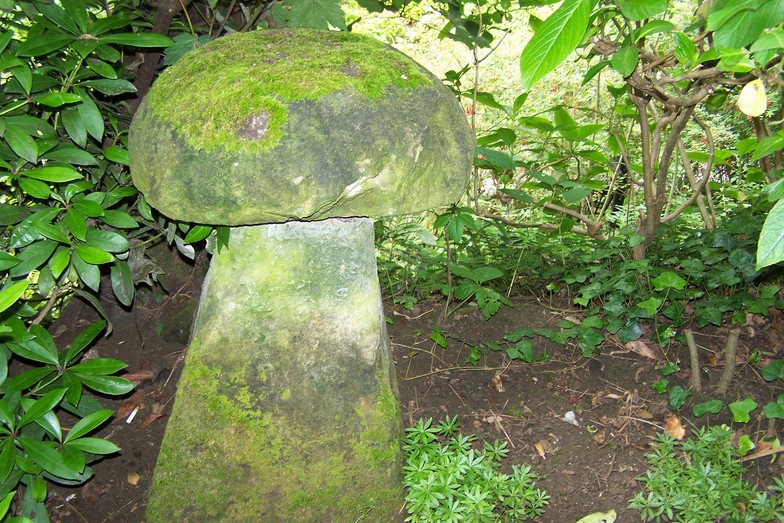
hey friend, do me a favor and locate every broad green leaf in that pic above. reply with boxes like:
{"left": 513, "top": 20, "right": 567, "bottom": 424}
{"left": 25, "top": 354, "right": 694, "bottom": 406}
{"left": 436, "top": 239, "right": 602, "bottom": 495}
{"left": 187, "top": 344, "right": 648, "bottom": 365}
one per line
{"left": 85, "top": 58, "right": 117, "bottom": 79}
{"left": 693, "top": 399, "right": 724, "bottom": 417}
{"left": 286, "top": 0, "right": 347, "bottom": 30}
{"left": 110, "top": 262, "right": 134, "bottom": 306}
{"left": 519, "top": 0, "right": 594, "bottom": 91}
{"left": 74, "top": 373, "right": 135, "bottom": 395}
{"left": 61, "top": 0, "right": 89, "bottom": 32}
{"left": 103, "top": 145, "right": 128, "bottom": 165}
{"left": 16, "top": 31, "right": 75, "bottom": 56}
{"left": 50, "top": 247, "right": 71, "bottom": 278}
{"left": 3, "top": 125, "right": 38, "bottom": 164}
{"left": 61, "top": 106, "right": 87, "bottom": 147}
{"left": 23, "top": 166, "right": 82, "bottom": 183}
{"left": 9, "top": 240, "right": 58, "bottom": 277}
{"left": 620, "top": 0, "right": 667, "bottom": 20}
{"left": 709, "top": 0, "right": 781, "bottom": 49}
{"left": 78, "top": 79, "right": 137, "bottom": 95}
{"left": 634, "top": 20, "right": 675, "bottom": 41}
{"left": 72, "top": 250, "right": 101, "bottom": 290}
{"left": 44, "top": 146, "right": 99, "bottom": 166}
{"left": 563, "top": 186, "right": 592, "bottom": 203}
{"left": 64, "top": 320, "right": 106, "bottom": 365}
{"left": 32, "top": 92, "right": 82, "bottom": 107}
{"left": 2, "top": 367, "right": 56, "bottom": 393}
{"left": 69, "top": 358, "right": 127, "bottom": 376}
{"left": 74, "top": 244, "right": 114, "bottom": 265}
{"left": 472, "top": 266, "right": 503, "bottom": 284}
{"left": 64, "top": 437, "right": 120, "bottom": 455}
{"left": 752, "top": 134, "right": 784, "bottom": 162}
{"left": 0, "top": 281, "right": 28, "bottom": 314}
{"left": 729, "top": 398, "right": 757, "bottom": 423}
{"left": 74, "top": 88, "right": 104, "bottom": 141}
{"left": 85, "top": 229, "right": 129, "bottom": 253}
{"left": 66, "top": 208, "right": 87, "bottom": 241}
{"left": 0, "top": 441, "right": 15, "bottom": 484}
{"left": 72, "top": 199, "right": 104, "bottom": 217}
{"left": 17, "top": 438, "right": 83, "bottom": 480}
{"left": 764, "top": 395, "right": 784, "bottom": 419}
{"left": 9, "top": 339, "right": 59, "bottom": 366}
{"left": 98, "top": 33, "right": 174, "bottom": 47}
{"left": 184, "top": 225, "right": 212, "bottom": 244}
{"left": 757, "top": 198, "right": 784, "bottom": 269}
{"left": 610, "top": 46, "right": 639, "bottom": 77}
{"left": 18, "top": 177, "right": 51, "bottom": 199}
{"left": 651, "top": 271, "right": 687, "bottom": 291}
{"left": 33, "top": 1, "right": 80, "bottom": 34}
{"left": 32, "top": 221, "right": 69, "bottom": 244}
{"left": 668, "top": 385, "right": 691, "bottom": 410}
{"left": 64, "top": 409, "right": 113, "bottom": 443}
{"left": 761, "top": 359, "right": 784, "bottom": 381}
{"left": 475, "top": 146, "right": 515, "bottom": 171}
{"left": 673, "top": 32, "right": 697, "bottom": 68}
{"left": 18, "top": 389, "right": 67, "bottom": 429}
{"left": 101, "top": 210, "right": 138, "bottom": 229}
{"left": 0, "top": 251, "right": 19, "bottom": 271}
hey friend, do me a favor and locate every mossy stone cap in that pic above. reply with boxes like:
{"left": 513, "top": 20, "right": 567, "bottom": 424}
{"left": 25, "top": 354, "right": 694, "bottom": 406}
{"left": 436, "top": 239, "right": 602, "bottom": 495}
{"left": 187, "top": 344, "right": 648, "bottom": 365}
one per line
{"left": 129, "top": 28, "right": 474, "bottom": 226}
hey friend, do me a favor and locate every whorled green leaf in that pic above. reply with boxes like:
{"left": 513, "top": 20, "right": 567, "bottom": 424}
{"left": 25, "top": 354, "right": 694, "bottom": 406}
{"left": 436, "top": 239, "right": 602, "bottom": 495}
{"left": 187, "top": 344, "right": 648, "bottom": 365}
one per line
{"left": 17, "top": 438, "right": 83, "bottom": 480}
{"left": 101, "top": 210, "right": 138, "bottom": 229}
{"left": 64, "top": 437, "right": 120, "bottom": 455}
{"left": 22, "top": 166, "right": 82, "bottom": 183}
{"left": 9, "top": 240, "right": 58, "bottom": 278}
{"left": 72, "top": 250, "right": 101, "bottom": 290}
{"left": 61, "top": 106, "right": 87, "bottom": 147}
{"left": 3, "top": 125, "right": 38, "bottom": 164}
{"left": 16, "top": 31, "right": 75, "bottom": 57}
{"left": 17, "top": 389, "right": 67, "bottom": 429}
{"left": 69, "top": 358, "right": 127, "bottom": 376}
{"left": 110, "top": 262, "right": 134, "bottom": 306}
{"left": 63, "top": 320, "right": 107, "bottom": 366}
{"left": 85, "top": 229, "right": 129, "bottom": 253}
{"left": 757, "top": 198, "right": 784, "bottom": 269}
{"left": 103, "top": 145, "right": 128, "bottom": 166}
{"left": 73, "top": 373, "right": 135, "bottom": 395}
{"left": 519, "top": 0, "right": 595, "bottom": 91}
{"left": 98, "top": 33, "right": 175, "bottom": 48}
{"left": 78, "top": 79, "right": 137, "bottom": 96}
{"left": 73, "top": 88, "right": 104, "bottom": 142}
{"left": 44, "top": 146, "right": 99, "bottom": 166}
{"left": 0, "top": 281, "right": 29, "bottom": 315}
{"left": 18, "top": 177, "right": 51, "bottom": 200}
{"left": 32, "top": 92, "right": 82, "bottom": 107}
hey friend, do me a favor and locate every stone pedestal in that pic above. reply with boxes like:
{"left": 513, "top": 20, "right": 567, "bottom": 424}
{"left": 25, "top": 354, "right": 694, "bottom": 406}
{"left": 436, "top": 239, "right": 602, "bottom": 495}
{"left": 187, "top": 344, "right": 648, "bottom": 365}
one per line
{"left": 146, "top": 218, "right": 403, "bottom": 522}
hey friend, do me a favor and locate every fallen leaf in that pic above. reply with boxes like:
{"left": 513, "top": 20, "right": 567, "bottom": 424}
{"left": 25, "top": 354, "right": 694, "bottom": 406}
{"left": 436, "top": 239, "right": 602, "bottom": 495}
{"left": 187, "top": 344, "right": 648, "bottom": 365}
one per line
{"left": 625, "top": 340, "right": 659, "bottom": 360}
{"left": 127, "top": 472, "right": 140, "bottom": 486}
{"left": 117, "top": 389, "right": 146, "bottom": 419}
{"left": 490, "top": 373, "right": 506, "bottom": 393}
{"left": 534, "top": 441, "right": 547, "bottom": 459}
{"left": 635, "top": 409, "right": 654, "bottom": 419}
{"left": 123, "top": 370, "right": 156, "bottom": 385}
{"left": 664, "top": 415, "right": 686, "bottom": 440}
{"left": 592, "top": 431, "right": 607, "bottom": 445}
{"left": 140, "top": 412, "right": 166, "bottom": 428}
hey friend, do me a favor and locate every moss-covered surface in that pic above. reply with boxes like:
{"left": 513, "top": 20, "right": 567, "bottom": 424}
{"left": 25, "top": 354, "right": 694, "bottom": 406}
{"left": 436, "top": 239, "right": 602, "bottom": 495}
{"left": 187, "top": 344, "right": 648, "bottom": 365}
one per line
{"left": 146, "top": 218, "right": 404, "bottom": 522}
{"left": 128, "top": 29, "right": 473, "bottom": 226}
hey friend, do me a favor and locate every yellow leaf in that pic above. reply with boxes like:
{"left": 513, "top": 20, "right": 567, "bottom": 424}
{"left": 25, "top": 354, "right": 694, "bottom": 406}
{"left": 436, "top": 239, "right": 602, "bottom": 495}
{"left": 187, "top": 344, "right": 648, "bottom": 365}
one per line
{"left": 738, "top": 79, "right": 767, "bottom": 117}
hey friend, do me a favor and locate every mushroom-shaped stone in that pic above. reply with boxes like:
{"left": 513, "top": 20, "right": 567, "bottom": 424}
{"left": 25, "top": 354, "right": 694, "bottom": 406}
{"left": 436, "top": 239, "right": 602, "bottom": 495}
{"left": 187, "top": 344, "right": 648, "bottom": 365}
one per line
{"left": 129, "top": 28, "right": 472, "bottom": 522}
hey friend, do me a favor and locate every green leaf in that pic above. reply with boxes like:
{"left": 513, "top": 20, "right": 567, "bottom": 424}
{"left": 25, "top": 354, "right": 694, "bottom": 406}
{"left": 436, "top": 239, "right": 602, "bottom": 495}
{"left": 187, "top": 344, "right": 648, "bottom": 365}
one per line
{"left": 673, "top": 32, "right": 697, "bottom": 68}
{"left": 32, "top": 92, "right": 82, "bottom": 107}
{"left": 610, "top": 46, "right": 639, "bottom": 77}
{"left": 64, "top": 437, "right": 120, "bottom": 455}
{"left": 3, "top": 125, "right": 38, "bottom": 164}
{"left": 110, "top": 262, "right": 134, "bottom": 306}
{"left": 475, "top": 146, "right": 515, "bottom": 171}
{"left": 61, "top": 105, "right": 87, "bottom": 147}
{"left": 18, "top": 389, "right": 67, "bottom": 429}
{"left": 668, "top": 385, "right": 691, "bottom": 410}
{"left": 752, "top": 134, "right": 784, "bottom": 162}
{"left": 103, "top": 145, "right": 128, "bottom": 166}
{"left": 757, "top": 198, "right": 784, "bottom": 269}
{"left": 72, "top": 250, "right": 101, "bottom": 291}
{"left": 17, "top": 438, "right": 83, "bottom": 480}
{"left": 69, "top": 358, "right": 127, "bottom": 376}
{"left": 729, "top": 398, "right": 758, "bottom": 423}
{"left": 0, "top": 280, "right": 28, "bottom": 314}
{"left": 620, "top": 0, "right": 667, "bottom": 20}
{"left": 0, "top": 441, "right": 16, "bottom": 484}
{"left": 634, "top": 20, "right": 675, "bottom": 41}
{"left": 64, "top": 321, "right": 106, "bottom": 366}
{"left": 709, "top": 0, "right": 780, "bottom": 48}
{"left": 693, "top": 399, "right": 724, "bottom": 417}
{"left": 74, "top": 90, "right": 104, "bottom": 142}
{"left": 74, "top": 373, "right": 135, "bottom": 395}
{"left": 98, "top": 33, "right": 175, "bottom": 47}
{"left": 10, "top": 339, "right": 59, "bottom": 366}
{"left": 507, "top": 340, "right": 534, "bottom": 363}
{"left": 22, "top": 166, "right": 82, "bottom": 183}
{"left": 2, "top": 367, "right": 56, "bottom": 393}
{"left": 66, "top": 208, "right": 87, "bottom": 241}
{"left": 16, "top": 31, "right": 75, "bottom": 56}
{"left": 763, "top": 395, "right": 784, "bottom": 419}
{"left": 64, "top": 409, "right": 113, "bottom": 443}
{"left": 18, "top": 177, "right": 51, "bottom": 200}
{"left": 651, "top": 271, "right": 687, "bottom": 291}
{"left": 85, "top": 229, "right": 129, "bottom": 253}
{"left": 0, "top": 251, "right": 19, "bottom": 271}
{"left": 761, "top": 359, "right": 784, "bottom": 381}
{"left": 285, "top": 0, "right": 347, "bottom": 30}
{"left": 50, "top": 247, "right": 71, "bottom": 278}
{"left": 519, "top": 0, "right": 594, "bottom": 91}
{"left": 78, "top": 79, "right": 137, "bottom": 95}
{"left": 32, "top": 221, "right": 69, "bottom": 244}
{"left": 44, "top": 146, "right": 99, "bottom": 166}
{"left": 72, "top": 199, "right": 104, "bottom": 217}
{"left": 9, "top": 240, "right": 58, "bottom": 277}
{"left": 101, "top": 210, "right": 138, "bottom": 229}
{"left": 472, "top": 266, "right": 503, "bottom": 284}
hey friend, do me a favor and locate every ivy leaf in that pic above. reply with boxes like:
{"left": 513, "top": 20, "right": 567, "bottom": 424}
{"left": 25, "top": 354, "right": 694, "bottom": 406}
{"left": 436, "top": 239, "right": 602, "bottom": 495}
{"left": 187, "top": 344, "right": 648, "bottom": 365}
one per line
{"left": 651, "top": 271, "right": 687, "bottom": 291}
{"left": 668, "top": 385, "right": 691, "bottom": 410}
{"left": 729, "top": 398, "right": 758, "bottom": 423}
{"left": 761, "top": 359, "right": 784, "bottom": 382}
{"left": 285, "top": 0, "right": 347, "bottom": 30}
{"left": 519, "top": 0, "right": 595, "bottom": 91}
{"left": 693, "top": 399, "right": 724, "bottom": 417}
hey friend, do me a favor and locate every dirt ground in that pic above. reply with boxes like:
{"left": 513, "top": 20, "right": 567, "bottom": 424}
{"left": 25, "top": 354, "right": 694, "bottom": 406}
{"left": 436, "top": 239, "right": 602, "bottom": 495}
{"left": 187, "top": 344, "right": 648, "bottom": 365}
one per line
{"left": 42, "top": 252, "right": 784, "bottom": 523}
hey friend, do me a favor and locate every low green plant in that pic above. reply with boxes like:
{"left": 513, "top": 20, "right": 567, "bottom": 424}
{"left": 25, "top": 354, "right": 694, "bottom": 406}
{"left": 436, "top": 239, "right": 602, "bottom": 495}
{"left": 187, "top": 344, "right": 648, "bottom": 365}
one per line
{"left": 629, "top": 425, "right": 784, "bottom": 522}
{"left": 403, "top": 416, "right": 548, "bottom": 522}
{"left": 0, "top": 319, "right": 134, "bottom": 520}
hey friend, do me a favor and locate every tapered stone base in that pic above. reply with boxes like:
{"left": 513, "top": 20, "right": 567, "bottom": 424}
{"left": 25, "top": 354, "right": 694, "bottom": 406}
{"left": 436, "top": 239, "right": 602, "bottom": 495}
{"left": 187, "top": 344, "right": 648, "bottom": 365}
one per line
{"left": 146, "top": 217, "right": 403, "bottom": 522}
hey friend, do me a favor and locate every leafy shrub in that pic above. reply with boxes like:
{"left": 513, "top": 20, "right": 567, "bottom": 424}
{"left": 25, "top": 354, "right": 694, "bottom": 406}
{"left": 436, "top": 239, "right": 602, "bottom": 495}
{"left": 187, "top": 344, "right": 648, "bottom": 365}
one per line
{"left": 629, "top": 425, "right": 784, "bottom": 522}
{"left": 403, "top": 416, "right": 548, "bottom": 522}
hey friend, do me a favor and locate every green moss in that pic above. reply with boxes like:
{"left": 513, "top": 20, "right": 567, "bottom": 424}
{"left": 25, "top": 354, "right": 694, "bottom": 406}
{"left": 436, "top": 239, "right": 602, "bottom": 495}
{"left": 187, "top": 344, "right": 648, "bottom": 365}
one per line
{"left": 143, "top": 29, "right": 430, "bottom": 154}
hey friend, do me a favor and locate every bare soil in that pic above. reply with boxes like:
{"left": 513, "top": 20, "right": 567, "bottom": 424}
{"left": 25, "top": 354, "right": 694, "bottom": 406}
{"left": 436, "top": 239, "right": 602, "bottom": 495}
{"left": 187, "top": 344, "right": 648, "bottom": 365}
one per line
{"left": 43, "top": 254, "right": 784, "bottom": 522}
